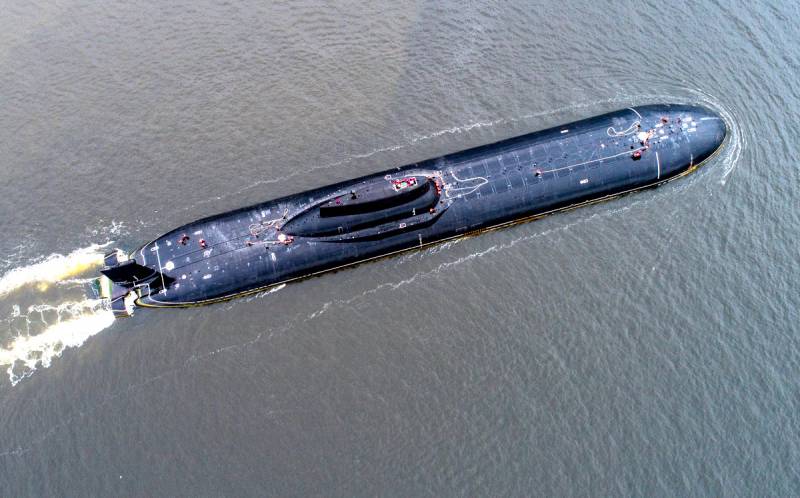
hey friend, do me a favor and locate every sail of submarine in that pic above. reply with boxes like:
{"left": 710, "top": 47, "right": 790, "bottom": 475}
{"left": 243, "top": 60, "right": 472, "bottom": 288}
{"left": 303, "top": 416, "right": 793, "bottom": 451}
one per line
{"left": 98, "top": 104, "right": 727, "bottom": 317}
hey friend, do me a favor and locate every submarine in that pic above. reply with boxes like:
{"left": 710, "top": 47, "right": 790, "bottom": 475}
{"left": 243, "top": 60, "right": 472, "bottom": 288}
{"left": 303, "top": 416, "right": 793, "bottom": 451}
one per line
{"left": 98, "top": 104, "right": 726, "bottom": 317}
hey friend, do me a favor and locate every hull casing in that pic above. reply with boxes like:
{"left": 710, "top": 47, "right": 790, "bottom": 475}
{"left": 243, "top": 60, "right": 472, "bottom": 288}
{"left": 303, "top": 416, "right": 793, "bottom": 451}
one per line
{"left": 103, "top": 104, "right": 726, "bottom": 312}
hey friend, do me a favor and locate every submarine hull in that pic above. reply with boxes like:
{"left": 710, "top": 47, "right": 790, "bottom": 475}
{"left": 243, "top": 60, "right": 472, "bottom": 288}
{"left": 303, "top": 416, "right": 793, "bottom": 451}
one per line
{"left": 100, "top": 104, "right": 726, "bottom": 314}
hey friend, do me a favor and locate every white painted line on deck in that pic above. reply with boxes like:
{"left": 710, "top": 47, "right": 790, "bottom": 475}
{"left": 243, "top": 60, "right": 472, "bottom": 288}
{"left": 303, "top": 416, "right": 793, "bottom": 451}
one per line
{"left": 656, "top": 152, "right": 661, "bottom": 179}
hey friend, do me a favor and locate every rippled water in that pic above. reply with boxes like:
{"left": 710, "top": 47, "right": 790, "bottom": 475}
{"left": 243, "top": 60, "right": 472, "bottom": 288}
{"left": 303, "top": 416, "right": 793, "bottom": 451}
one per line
{"left": 1, "top": 0, "right": 798, "bottom": 495}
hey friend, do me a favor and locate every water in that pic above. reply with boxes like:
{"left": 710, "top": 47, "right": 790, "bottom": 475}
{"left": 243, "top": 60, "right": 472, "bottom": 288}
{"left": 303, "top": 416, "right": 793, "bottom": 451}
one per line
{"left": 0, "top": 0, "right": 798, "bottom": 495}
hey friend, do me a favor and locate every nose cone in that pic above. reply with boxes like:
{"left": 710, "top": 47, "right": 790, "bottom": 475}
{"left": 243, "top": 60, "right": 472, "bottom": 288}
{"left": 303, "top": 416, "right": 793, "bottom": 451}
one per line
{"left": 685, "top": 105, "right": 727, "bottom": 165}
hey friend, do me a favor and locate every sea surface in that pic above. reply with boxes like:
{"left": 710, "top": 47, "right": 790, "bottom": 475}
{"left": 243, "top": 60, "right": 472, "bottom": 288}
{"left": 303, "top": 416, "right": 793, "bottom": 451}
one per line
{"left": 0, "top": 0, "right": 798, "bottom": 495}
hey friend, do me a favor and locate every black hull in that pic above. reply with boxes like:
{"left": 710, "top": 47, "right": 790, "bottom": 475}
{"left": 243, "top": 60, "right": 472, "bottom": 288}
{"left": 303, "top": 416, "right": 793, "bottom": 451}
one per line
{"left": 102, "top": 104, "right": 726, "bottom": 312}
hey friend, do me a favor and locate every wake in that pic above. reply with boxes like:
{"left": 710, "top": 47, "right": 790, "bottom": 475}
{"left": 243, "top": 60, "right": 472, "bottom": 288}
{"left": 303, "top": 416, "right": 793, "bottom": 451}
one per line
{"left": 0, "top": 243, "right": 110, "bottom": 297}
{"left": 1, "top": 300, "right": 114, "bottom": 386}
{"left": 0, "top": 242, "right": 118, "bottom": 385}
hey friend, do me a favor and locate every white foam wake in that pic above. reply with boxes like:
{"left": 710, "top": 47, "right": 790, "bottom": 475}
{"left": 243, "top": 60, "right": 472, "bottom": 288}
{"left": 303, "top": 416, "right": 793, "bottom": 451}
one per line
{"left": 1, "top": 300, "right": 115, "bottom": 386}
{"left": 0, "top": 243, "right": 110, "bottom": 296}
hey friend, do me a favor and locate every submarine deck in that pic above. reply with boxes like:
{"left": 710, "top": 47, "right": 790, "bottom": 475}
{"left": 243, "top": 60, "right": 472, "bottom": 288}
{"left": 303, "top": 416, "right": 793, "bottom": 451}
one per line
{"left": 128, "top": 104, "right": 726, "bottom": 307}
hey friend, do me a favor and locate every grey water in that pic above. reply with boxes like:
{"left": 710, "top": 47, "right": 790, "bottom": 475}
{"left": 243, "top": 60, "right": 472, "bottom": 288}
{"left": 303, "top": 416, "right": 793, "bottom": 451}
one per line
{"left": 0, "top": 0, "right": 798, "bottom": 495}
